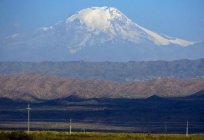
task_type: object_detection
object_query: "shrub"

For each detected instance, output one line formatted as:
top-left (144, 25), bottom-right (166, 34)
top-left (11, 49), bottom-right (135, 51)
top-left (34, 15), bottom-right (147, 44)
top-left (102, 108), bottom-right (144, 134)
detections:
top-left (0, 131), bottom-right (32, 140)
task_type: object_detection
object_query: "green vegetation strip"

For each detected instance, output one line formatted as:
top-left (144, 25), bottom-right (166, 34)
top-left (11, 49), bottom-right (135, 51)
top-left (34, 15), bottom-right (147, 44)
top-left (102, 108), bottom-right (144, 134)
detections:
top-left (0, 131), bottom-right (203, 140)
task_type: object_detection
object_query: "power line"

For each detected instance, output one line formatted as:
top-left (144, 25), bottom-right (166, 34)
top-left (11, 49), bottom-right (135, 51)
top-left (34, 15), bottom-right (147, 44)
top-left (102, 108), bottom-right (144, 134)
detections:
top-left (164, 122), bottom-right (167, 134)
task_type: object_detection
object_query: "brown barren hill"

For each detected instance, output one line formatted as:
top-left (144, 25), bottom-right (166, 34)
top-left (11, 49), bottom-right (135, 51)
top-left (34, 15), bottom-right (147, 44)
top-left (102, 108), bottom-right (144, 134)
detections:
top-left (0, 73), bottom-right (204, 101)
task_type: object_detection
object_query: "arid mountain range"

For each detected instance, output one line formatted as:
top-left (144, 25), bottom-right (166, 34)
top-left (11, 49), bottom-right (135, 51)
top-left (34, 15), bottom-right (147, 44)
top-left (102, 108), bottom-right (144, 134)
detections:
top-left (0, 73), bottom-right (204, 101)
top-left (0, 59), bottom-right (204, 82)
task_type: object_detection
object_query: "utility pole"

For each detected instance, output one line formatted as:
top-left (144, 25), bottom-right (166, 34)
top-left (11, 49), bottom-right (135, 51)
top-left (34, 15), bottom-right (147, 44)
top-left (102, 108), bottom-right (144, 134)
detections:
top-left (69, 119), bottom-right (72, 134)
top-left (164, 122), bottom-right (167, 134)
top-left (186, 120), bottom-right (189, 137)
top-left (26, 104), bottom-right (31, 133)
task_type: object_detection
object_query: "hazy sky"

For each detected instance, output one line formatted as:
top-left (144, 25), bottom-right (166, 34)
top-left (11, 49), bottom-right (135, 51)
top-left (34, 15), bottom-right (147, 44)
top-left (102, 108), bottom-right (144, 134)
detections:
top-left (0, 0), bottom-right (204, 41)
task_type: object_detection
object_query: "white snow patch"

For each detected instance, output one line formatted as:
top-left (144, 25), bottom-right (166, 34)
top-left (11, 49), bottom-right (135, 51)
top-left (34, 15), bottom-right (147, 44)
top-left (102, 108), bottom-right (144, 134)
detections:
top-left (169, 38), bottom-right (194, 46)
top-left (67, 7), bottom-right (122, 32)
top-left (137, 25), bottom-right (194, 47)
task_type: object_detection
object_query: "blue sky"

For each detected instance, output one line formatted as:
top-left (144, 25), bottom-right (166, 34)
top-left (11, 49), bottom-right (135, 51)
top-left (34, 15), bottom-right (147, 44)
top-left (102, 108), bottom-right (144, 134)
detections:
top-left (0, 0), bottom-right (204, 41)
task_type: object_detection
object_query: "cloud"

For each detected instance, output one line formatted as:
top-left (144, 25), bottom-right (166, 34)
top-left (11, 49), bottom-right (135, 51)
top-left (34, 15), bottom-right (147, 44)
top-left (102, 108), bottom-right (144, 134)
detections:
top-left (40, 26), bottom-right (53, 32)
top-left (7, 33), bottom-right (19, 39)
top-left (13, 23), bottom-right (20, 28)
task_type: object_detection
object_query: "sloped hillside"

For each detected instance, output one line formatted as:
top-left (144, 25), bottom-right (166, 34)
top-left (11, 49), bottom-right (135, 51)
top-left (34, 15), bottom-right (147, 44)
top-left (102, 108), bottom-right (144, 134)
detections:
top-left (0, 73), bottom-right (204, 101)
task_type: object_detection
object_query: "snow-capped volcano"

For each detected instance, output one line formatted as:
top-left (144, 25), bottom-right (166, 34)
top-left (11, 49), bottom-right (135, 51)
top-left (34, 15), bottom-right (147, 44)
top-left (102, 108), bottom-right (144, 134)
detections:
top-left (65, 6), bottom-right (194, 51)
top-left (1, 6), bottom-right (203, 61)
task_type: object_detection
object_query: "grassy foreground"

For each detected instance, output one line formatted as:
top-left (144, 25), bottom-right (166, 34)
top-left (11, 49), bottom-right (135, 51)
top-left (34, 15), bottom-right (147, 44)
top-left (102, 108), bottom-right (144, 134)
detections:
top-left (0, 131), bottom-right (204, 140)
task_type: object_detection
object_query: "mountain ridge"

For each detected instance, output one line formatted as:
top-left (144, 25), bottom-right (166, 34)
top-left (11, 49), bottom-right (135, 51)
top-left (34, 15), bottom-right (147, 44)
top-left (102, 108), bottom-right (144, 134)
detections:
top-left (1, 59), bottom-right (204, 82)
top-left (1, 73), bottom-right (204, 101)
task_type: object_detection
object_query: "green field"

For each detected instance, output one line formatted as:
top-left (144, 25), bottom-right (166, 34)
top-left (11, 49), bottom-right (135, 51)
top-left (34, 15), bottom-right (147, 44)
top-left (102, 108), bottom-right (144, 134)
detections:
top-left (0, 131), bottom-right (203, 140)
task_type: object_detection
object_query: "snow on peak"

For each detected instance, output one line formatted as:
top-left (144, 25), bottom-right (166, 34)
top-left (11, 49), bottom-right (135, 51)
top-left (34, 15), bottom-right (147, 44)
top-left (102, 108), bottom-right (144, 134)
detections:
top-left (66, 6), bottom-right (125, 32)
top-left (65, 6), bottom-right (194, 47)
